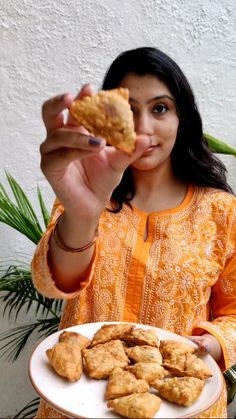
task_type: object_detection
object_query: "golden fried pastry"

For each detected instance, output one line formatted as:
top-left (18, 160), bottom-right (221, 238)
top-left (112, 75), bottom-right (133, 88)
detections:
top-left (123, 328), bottom-right (159, 347)
top-left (159, 339), bottom-right (196, 360)
top-left (126, 362), bottom-right (169, 383)
top-left (162, 353), bottom-right (186, 371)
top-left (151, 376), bottom-right (205, 406)
top-left (46, 342), bottom-right (82, 382)
top-left (90, 323), bottom-right (135, 347)
top-left (82, 339), bottom-right (129, 379)
top-left (184, 354), bottom-right (212, 379)
top-left (107, 393), bottom-right (162, 418)
top-left (70, 88), bottom-right (136, 155)
top-left (105, 368), bottom-right (149, 400)
top-left (125, 345), bottom-right (162, 364)
top-left (59, 331), bottom-right (91, 349)
top-left (164, 353), bottom-right (213, 379)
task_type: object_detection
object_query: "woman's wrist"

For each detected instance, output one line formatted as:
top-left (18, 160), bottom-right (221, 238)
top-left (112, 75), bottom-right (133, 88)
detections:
top-left (53, 215), bottom-right (99, 253)
top-left (55, 210), bottom-right (100, 250)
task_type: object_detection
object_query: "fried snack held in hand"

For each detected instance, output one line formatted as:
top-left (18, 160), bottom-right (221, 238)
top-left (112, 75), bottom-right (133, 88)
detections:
top-left (126, 362), bottom-right (169, 383)
top-left (70, 88), bottom-right (136, 155)
top-left (125, 345), bottom-right (162, 364)
top-left (164, 353), bottom-right (213, 379)
top-left (123, 328), bottom-right (160, 347)
top-left (46, 342), bottom-right (82, 382)
top-left (107, 393), bottom-right (162, 418)
top-left (82, 339), bottom-right (129, 379)
top-left (59, 331), bottom-right (91, 349)
top-left (105, 368), bottom-right (149, 400)
top-left (151, 376), bottom-right (205, 407)
top-left (90, 323), bottom-right (135, 347)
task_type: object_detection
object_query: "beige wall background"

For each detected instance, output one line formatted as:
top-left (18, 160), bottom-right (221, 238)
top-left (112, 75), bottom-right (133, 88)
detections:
top-left (0, 0), bottom-right (236, 416)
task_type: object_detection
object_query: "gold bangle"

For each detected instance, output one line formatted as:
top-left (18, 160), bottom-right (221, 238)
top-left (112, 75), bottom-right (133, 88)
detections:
top-left (53, 215), bottom-right (99, 253)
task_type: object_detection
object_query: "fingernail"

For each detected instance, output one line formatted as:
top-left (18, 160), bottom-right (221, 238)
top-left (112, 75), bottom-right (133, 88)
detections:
top-left (88, 137), bottom-right (104, 147)
top-left (59, 93), bottom-right (67, 101)
top-left (82, 83), bottom-right (92, 89)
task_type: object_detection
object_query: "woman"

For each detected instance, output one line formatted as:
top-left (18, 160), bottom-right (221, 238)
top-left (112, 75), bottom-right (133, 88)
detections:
top-left (32, 47), bottom-right (236, 418)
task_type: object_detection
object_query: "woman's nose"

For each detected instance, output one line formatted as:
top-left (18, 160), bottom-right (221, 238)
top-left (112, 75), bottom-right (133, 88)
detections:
top-left (134, 112), bottom-right (154, 136)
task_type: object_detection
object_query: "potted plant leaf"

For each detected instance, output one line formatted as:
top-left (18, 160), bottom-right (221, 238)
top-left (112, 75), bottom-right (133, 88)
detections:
top-left (0, 173), bottom-right (63, 417)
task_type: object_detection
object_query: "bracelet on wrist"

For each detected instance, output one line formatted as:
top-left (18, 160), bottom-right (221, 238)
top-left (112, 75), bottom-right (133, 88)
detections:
top-left (53, 214), bottom-right (99, 253)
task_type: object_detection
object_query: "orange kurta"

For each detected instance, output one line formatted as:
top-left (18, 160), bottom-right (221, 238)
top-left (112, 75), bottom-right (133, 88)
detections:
top-left (32, 185), bottom-right (236, 418)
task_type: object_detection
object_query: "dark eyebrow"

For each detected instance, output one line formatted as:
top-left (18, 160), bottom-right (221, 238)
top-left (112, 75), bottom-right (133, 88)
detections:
top-left (129, 95), bottom-right (176, 104)
top-left (147, 95), bottom-right (176, 104)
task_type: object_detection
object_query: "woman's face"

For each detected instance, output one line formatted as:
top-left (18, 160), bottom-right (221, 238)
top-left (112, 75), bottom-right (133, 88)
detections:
top-left (120, 73), bottom-right (179, 172)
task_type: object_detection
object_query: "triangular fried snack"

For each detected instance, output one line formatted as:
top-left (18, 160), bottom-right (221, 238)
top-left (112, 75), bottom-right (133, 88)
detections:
top-left (107, 393), bottom-right (161, 418)
top-left (105, 368), bottom-right (149, 400)
top-left (90, 323), bottom-right (135, 347)
top-left (70, 88), bottom-right (136, 155)
top-left (151, 376), bottom-right (204, 407)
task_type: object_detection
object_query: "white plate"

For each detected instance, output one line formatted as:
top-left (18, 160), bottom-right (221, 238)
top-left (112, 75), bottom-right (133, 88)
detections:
top-left (29, 322), bottom-right (223, 418)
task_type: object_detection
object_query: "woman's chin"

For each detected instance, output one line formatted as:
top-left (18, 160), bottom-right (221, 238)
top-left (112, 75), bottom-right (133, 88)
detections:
top-left (131, 157), bottom-right (160, 171)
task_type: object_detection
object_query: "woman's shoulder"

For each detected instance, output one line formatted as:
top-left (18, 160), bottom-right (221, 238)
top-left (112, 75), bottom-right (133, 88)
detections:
top-left (201, 186), bottom-right (236, 202)
top-left (194, 185), bottom-right (236, 215)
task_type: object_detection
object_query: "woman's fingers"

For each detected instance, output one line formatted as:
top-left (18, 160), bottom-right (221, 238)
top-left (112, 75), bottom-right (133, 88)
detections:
top-left (190, 334), bottom-right (222, 362)
top-left (40, 128), bottom-right (106, 155)
top-left (76, 83), bottom-right (93, 99)
top-left (41, 148), bottom-right (101, 174)
top-left (187, 336), bottom-right (209, 354)
top-left (42, 85), bottom-right (93, 134)
top-left (42, 93), bottom-right (74, 133)
top-left (195, 341), bottom-right (209, 355)
top-left (67, 84), bottom-right (94, 126)
top-left (106, 134), bottom-right (150, 172)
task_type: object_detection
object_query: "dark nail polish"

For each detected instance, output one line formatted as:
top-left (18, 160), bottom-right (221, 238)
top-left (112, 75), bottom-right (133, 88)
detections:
top-left (60, 93), bottom-right (66, 101)
top-left (88, 137), bottom-right (103, 146)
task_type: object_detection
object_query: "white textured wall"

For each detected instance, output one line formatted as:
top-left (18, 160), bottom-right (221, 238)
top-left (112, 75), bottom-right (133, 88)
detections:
top-left (0, 0), bottom-right (236, 416)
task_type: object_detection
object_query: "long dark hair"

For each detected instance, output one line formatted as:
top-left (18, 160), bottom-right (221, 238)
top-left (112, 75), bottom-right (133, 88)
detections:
top-left (102, 47), bottom-right (233, 211)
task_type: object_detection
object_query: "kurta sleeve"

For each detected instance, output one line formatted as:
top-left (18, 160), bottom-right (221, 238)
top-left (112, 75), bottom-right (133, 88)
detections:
top-left (193, 206), bottom-right (236, 370)
top-left (31, 199), bottom-right (97, 300)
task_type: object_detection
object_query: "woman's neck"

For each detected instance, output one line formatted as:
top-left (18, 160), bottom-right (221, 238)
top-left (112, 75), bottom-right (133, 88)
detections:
top-left (130, 165), bottom-right (188, 213)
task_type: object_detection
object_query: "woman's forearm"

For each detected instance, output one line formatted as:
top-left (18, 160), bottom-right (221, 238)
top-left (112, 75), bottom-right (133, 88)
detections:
top-left (48, 211), bottom-right (100, 293)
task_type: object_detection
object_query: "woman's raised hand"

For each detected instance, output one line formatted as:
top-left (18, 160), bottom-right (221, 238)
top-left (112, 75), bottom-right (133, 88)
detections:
top-left (40, 85), bottom-right (149, 218)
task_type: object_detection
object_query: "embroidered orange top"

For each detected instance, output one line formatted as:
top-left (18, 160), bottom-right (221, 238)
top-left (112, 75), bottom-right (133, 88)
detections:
top-left (32, 185), bottom-right (236, 418)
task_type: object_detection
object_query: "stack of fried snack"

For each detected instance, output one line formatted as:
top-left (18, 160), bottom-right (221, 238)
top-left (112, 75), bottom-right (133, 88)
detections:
top-left (46, 323), bottom-right (213, 419)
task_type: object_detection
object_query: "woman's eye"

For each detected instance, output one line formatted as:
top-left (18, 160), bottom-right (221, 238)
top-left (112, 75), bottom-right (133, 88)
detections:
top-left (153, 104), bottom-right (168, 114)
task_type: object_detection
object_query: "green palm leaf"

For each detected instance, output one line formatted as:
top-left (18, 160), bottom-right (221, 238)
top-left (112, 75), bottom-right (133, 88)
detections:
top-left (13, 397), bottom-right (40, 419)
top-left (0, 173), bottom-right (61, 416)
top-left (0, 197), bottom-right (42, 244)
top-left (0, 172), bottom-right (52, 244)
top-left (205, 133), bottom-right (236, 156)
top-left (0, 262), bottom-right (62, 362)
top-left (0, 263), bottom-right (63, 320)
top-left (0, 177), bottom-right (43, 244)
top-left (6, 173), bottom-right (42, 227)
top-left (0, 317), bottom-right (60, 362)
top-left (37, 185), bottom-right (50, 228)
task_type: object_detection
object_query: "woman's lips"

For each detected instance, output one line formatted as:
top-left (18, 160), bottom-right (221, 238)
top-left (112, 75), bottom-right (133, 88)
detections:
top-left (142, 145), bottom-right (158, 156)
